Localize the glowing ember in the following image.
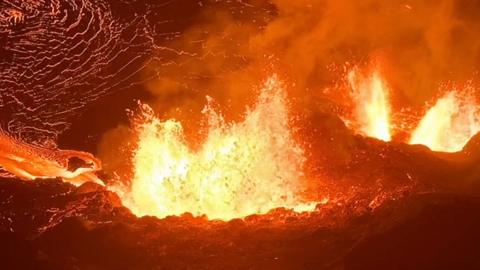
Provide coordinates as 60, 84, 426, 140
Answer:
348, 68, 392, 141
0, 130, 103, 186
116, 75, 316, 220
410, 91, 480, 152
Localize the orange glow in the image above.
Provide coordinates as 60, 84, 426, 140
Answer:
116, 75, 317, 221
347, 68, 392, 141
409, 91, 480, 152
0, 131, 103, 186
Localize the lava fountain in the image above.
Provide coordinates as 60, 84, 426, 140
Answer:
410, 90, 480, 152
344, 67, 480, 152
115, 75, 317, 221
347, 68, 392, 141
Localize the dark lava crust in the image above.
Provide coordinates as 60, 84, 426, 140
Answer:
1, 178, 480, 270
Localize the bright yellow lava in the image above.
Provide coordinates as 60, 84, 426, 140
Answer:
410, 91, 480, 152
348, 68, 392, 141
117, 75, 316, 220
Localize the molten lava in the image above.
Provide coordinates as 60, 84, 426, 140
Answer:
410, 91, 480, 152
0, 130, 103, 186
345, 68, 480, 152
348, 68, 392, 141
116, 75, 316, 221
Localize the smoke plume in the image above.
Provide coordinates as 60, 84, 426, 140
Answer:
99, 0, 480, 180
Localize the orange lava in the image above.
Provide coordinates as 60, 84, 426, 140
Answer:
344, 67, 480, 152
347, 68, 392, 141
410, 90, 480, 152
0, 130, 103, 186
115, 75, 317, 221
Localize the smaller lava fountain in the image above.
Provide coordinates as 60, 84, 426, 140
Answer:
345, 67, 480, 153
410, 90, 480, 152
347, 67, 392, 142
115, 75, 317, 221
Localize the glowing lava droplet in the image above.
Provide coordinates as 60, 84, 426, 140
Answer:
348, 68, 392, 141
118, 75, 316, 220
410, 91, 480, 152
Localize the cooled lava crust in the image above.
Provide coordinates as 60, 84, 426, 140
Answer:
2, 131, 480, 270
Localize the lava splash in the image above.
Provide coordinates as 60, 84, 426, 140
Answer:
115, 75, 317, 221
345, 67, 480, 153
410, 90, 480, 152
347, 67, 392, 142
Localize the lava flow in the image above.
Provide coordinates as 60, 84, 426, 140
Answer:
114, 75, 317, 221
0, 130, 103, 186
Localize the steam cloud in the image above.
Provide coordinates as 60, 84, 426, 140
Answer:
99, 0, 480, 180
144, 0, 480, 112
